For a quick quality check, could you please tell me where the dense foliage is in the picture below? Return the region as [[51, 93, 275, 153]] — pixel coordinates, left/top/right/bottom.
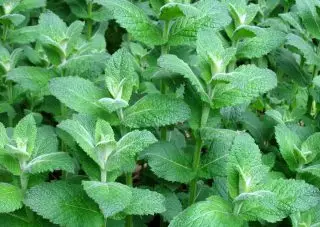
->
[[1, 0, 320, 226]]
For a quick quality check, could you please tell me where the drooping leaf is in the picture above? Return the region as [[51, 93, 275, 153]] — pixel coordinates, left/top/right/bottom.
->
[[296, 0, 320, 39]]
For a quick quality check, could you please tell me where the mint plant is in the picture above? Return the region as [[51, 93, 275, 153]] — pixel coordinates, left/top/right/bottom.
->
[[1, 0, 320, 227]]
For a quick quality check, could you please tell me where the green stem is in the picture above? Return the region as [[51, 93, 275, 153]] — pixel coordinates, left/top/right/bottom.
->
[[2, 24, 8, 42], [125, 173, 133, 227], [188, 103, 210, 206], [188, 138, 202, 205], [7, 81, 13, 127], [87, 1, 93, 40], [160, 20, 170, 141], [101, 168, 107, 183]]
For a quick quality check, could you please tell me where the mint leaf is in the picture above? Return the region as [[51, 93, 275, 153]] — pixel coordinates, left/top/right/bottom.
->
[[82, 181, 132, 218], [93, 0, 164, 46], [0, 183, 23, 213], [123, 94, 191, 128], [169, 196, 243, 227], [296, 0, 320, 39], [25, 181, 104, 227], [141, 141, 195, 183]]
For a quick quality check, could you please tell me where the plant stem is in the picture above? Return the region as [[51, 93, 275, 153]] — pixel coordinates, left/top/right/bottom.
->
[[87, 1, 93, 40], [2, 24, 8, 42], [160, 20, 170, 141], [101, 168, 107, 183], [188, 103, 210, 206], [7, 81, 13, 127]]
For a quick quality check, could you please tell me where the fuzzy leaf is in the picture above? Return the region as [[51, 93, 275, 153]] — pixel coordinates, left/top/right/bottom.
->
[[32, 126, 58, 158], [212, 65, 277, 108], [7, 67, 56, 94], [0, 183, 23, 213], [159, 3, 201, 21], [13, 114, 37, 156], [296, 0, 320, 39], [286, 33, 320, 66], [49, 77, 105, 116], [123, 188, 166, 215], [108, 130, 157, 172], [24, 152, 75, 174], [25, 181, 104, 227], [169, 196, 243, 227], [141, 141, 194, 183], [38, 11, 67, 42], [123, 94, 191, 128], [94, 0, 164, 46], [227, 133, 269, 199], [82, 181, 132, 218], [158, 54, 210, 103], [275, 124, 302, 170]]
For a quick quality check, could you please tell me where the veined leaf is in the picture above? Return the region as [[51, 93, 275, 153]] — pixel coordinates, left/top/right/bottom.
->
[[32, 126, 58, 158], [123, 188, 166, 215], [275, 124, 302, 170], [7, 66, 56, 94], [83, 181, 132, 218], [140, 141, 194, 183], [158, 54, 210, 103], [93, 0, 164, 46], [25, 181, 104, 227], [159, 3, 201, 21], [296, 0, 320, 39], [123, 94, 191, 128], [38, 11, 67, 43], [49, 77, 105, 116], [107, 130, 157, 172], [0, 183, 23, 213], [212, 65, 277, 108], [227, 132, 269, 199], [169, 196, 244, 227], [24, 152, 75, 174]]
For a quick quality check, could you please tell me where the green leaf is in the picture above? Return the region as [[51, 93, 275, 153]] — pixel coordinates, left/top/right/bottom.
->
[[159, 190, 182, 222], [58, 114, 100, 167], [82, 181, 132, 218], [7, 26, 39, 44], [227, 132, 269, 199], [0, 14, 25, 26], [159, 3, 201, 21], [93, 0, 164, 46], [296, 0, 320, 39], [24, 152, 74, 174], [275, 124, 303, 170], [212, 65, 277, 108], [158, 54, 210, 103], [200, 128, 238, 178], [0, 183, 23, 213], [108, 130, 157, 172], [167, 0, 231, 46], [49, 77, 105, 116], [286, 33, 320, 66], [13, 114, 37, 156], [38, 10, 67, 42], [7, 67, 56, 94], [291, 201, 320, 227], [300, 133, 320, 164], [32, 126, 58, 158], [141, 141, 194, 183], [169, 196, 243, 227], [105, 48, 134, 102], [14, 0, 46, 12], [236, 26, 286, 59], [123, 188, 166, 215], [0, 122, 8, 149], [25, 181, 103, 227], [123, 94, 191, 128]]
